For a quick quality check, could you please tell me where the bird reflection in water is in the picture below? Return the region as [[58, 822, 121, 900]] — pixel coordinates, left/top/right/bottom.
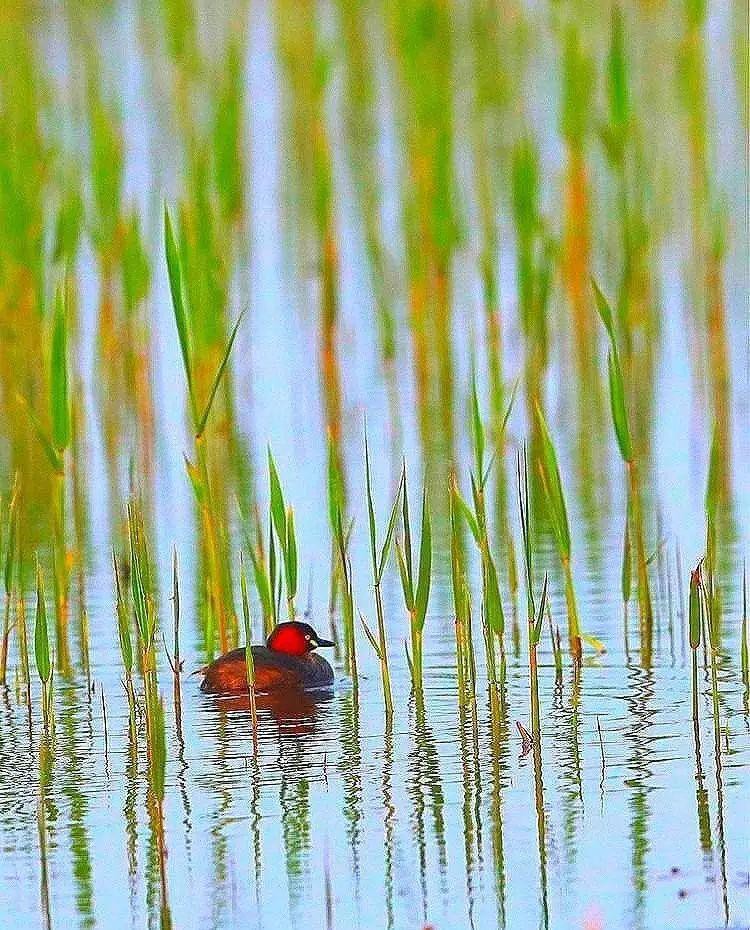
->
[[201, 687, 335, 737]]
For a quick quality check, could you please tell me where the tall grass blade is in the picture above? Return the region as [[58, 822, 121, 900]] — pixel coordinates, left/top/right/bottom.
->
[[195, 309, 245, 439], [50, 284, 71, 453], [35, 560, 50, 684], [164, 204, 196, 423], [268, 448, 287, 550], [414, 485, 432, 631]]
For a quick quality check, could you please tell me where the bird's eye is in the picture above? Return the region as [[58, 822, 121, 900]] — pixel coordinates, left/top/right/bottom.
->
[[305, 634, 310, 640]]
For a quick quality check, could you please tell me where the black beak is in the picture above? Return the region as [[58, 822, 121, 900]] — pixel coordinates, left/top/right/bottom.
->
[[313, 637, 335, 648]]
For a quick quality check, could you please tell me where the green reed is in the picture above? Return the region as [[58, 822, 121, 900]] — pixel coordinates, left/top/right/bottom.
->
[[593, 280, 653, 663], [239, 553, 258, 736], [165, 205, 243, 647], [127, 500, 159, 723], [113, 549, 137, 743], [703, 422, 722, 642], [267, 449, 299, 620], [395, 468, 432, 699], [34, 559, 53, 733], [689, 562, 702, 726], [362, 428, 403, 723], [327, 432, 346, 625], [335, 509, 358, 685], [22, 282, 72, 622], [0, 477, 19, 685], [533, 402, 581, 663], [452, 369, 514, 689], [511, 137, 553, 426], [449, 476, 476, 700], [246, 506, 276, 637], [516, 445, 548, 740]]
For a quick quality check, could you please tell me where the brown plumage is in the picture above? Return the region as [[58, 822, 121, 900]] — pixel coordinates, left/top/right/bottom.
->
[[199, 622, 335, 694]]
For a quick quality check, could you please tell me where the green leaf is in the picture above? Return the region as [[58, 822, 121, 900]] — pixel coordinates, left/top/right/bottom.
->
[[470, 365, 485, 477], [377, 470, 404, 583], [448, 487, 466, 624], [18, 393, 63, 474], [248, 544, 272, 622], [500, 375, 520, 438], [359, 611, 382, 660], [607, 350, 633, 462], [689, 565, 702, 650], [534, 401, 571, 560], [286, 506, 298, 602], [128, 503, 154, 648], [581, 632, 607, 654], [34, 560, 51, 684], [532, 571, 549, 645], [148, 697, 166, 803], [240, 554, 255, 688], [327, 434, 345, 531], [395, 538, 414, 612], [704, 421, 720, 522], [164, 204, 196, 424], [401, 463, 413, 592], [414, 485, 432, 631], [484, 544, 504, 636], [451, 480, 480, 544], [269, 510, 278, 624], [195, 309, 245, 439], [113, 551, 133, 676], [592, 278, 616, 343], [364, 427, 378, 577], [50, 284, 71, 452], [267, 448, 287, 551], [621, 510, 632, 603], [3, 480, 19, 596], [184, 455, 206, 504], [593, 282, 633, 462]]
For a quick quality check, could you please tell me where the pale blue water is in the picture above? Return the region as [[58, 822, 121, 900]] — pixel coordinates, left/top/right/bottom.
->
[[0, 2, 748, 929]]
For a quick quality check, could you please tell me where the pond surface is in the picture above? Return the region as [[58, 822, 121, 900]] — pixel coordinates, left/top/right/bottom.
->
[[0, 2, 748, 929]]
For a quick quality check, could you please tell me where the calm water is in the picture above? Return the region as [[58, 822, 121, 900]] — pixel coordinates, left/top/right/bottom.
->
[[1, 1, 749, 929]]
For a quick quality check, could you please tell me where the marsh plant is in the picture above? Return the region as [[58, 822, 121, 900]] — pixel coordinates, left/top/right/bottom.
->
[[361, 427, 404, 723], [395, 467, 432, 699]]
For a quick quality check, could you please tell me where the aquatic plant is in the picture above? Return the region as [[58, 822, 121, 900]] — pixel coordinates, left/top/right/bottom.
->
[[516, 445, 548, 739], [239, 554, 258, 735], [451, 369, 515, 690], [334, 509, 358, 685], [533, 402, 581, 662], [34, 559, 53, 732], [689, 562, 702, 725], [395, 468, 432, 698], [362, 428, 403, 722], [593, 280, 653, 663], [0, 478, 19, 685], [267, 449, 298, 620], [448, 476, 476, 700], [165, 205, 244, 647], [113, 550, 136, 738]]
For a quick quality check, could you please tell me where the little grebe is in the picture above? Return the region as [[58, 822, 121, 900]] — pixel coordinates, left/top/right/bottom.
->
[[200, 621, 335, 694]]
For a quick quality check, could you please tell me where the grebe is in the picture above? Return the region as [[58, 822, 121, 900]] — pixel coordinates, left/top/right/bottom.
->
[[200, 621, 334, 694]]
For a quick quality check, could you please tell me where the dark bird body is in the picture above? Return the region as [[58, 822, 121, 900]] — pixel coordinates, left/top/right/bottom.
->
[[200, 621, 334, 694]]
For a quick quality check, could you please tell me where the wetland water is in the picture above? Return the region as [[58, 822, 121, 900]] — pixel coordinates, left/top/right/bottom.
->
[[0, 2, 748, 929]]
